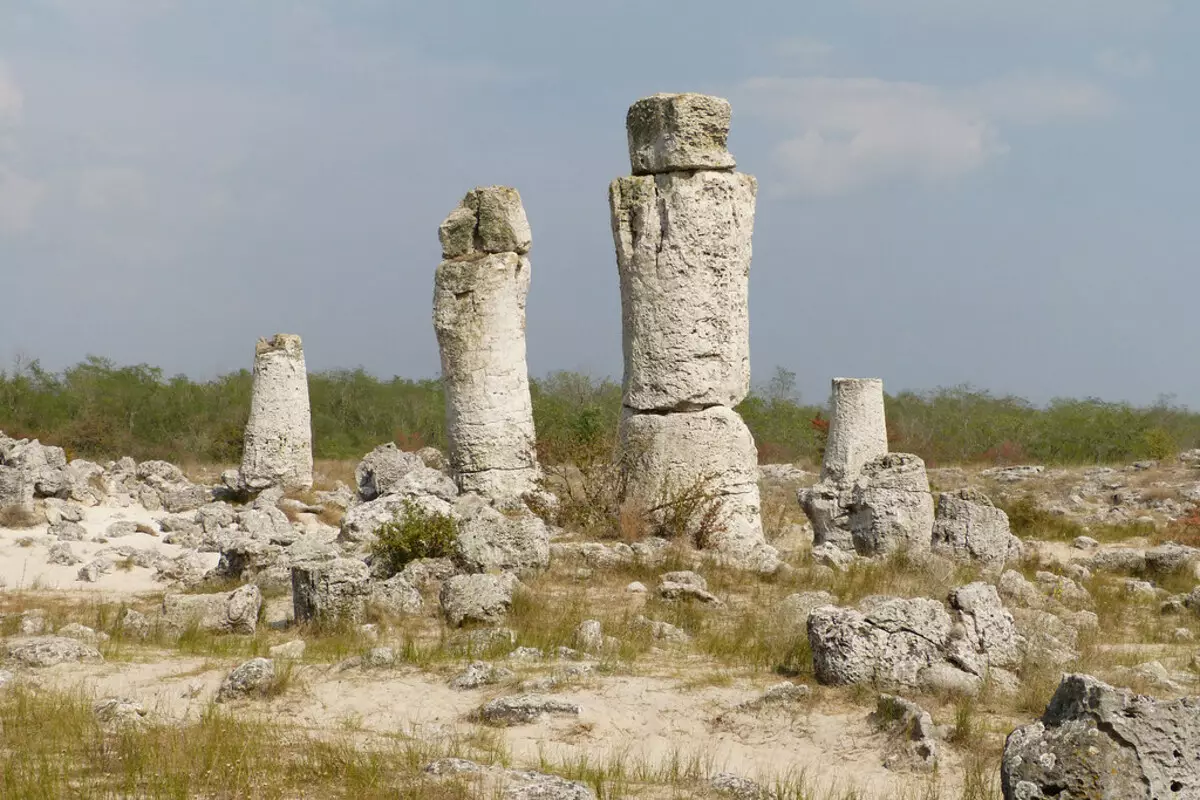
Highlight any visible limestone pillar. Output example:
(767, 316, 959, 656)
(610, 93, 777, 572)
(821, 378, 888, 482)
(240, 334, 313, 492)
(434, 186, 540, 501)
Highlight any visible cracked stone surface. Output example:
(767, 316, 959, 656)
(435, 187, 540, 502)
(1001, 673, 1200, 799)
(240, 334, 313, 492)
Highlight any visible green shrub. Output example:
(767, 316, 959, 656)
(370, 500, 459, 574)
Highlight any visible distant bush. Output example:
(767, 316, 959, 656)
(3, 355, 1200, 468)
(370, 499, 459, 574)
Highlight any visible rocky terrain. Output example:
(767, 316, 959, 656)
(5, 93, 1199, 799)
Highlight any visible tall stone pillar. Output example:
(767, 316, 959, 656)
(434, 186, 540, 501)
(240, 334, 313, 492)
(821, 378, 888, 482)
(610, 93, 777, 572)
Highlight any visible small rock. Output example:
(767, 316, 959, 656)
(1073, 536, 1100, 550)
(709, 772, 768, 800)
(77, 557, 114, 583)
(47, 542, 82, 566)
(439, 573, 519, 627)
(269, 640, 306, 660)
(574, 620, 603, 653)
(363, 646, 396, 668)
(626, 581, 647, 594)
(1124, 578, 1159, 601)
(475, 694, 581, 726)
(93, 697, 148, 729)
(502, 769, 597, 800)
(56, 622, 108, 644)
(738, 681, 811, 710)
(4, 636, 104, 667)
(450, 660, 514, 690)
(216, 658, 275, 702)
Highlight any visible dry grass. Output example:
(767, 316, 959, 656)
(0, 504, 41, 529)
(0, 684, 496, 799)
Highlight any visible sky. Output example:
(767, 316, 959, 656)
(0, 0, 1197, 407)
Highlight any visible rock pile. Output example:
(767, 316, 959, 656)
(235, 334, 314, 493)
(609, 93, 776, 572)
(434, 187, 541, 503)
(0, 433, 217, 515)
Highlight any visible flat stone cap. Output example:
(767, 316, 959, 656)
(439, 186, 532, 259)
(255, 334, 303, 356)
(626, 93, 736, 175)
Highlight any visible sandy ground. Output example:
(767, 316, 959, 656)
(34, 655, 954, 798)
(0, 504, 219, 594)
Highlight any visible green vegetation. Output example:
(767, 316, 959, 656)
(2, 356, 1198, 467)
(370, 499, 460, 574)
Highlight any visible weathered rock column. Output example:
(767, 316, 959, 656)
(610, 93, 777, 572)
(822, 378, 888, 482)
(434, 186, 540, 501)
(239, 334, 313, 492)
(799, 377, 934, 556)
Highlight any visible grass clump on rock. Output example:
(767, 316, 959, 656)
(370, 499, 459, 574)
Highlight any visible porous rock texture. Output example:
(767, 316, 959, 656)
(610, 170, 755, 411)
(439, 572, 519, 627)
(1001, 673, 1200, 799)
(808, 584, 1021, 693)
(626, 93, 736, 176)
(821, 378, 889, 483)
(291, 558, 371, 625)
(848, 454, 935, 557)
(434, 187, 540, 502)
(239, 334, 313, 492)
(610, 93, 775, 572)
(932, 487, 1023, 570)
(162, 584, 262, 635)
(618, 407, 776, 571)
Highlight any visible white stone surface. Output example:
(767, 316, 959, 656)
(240, 334, 313, 492)
(821, 378, 888, 483)
(610, 170, 756, 411)
(435, 188, 540, 501)
(619, 407, 777, 571)
(626, 93, 736, 175)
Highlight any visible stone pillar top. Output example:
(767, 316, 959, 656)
(438, 186, 532, 259)
(626, 93, 736, 175)
(255, 333, 303, 356)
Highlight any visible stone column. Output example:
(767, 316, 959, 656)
(610, 93, 777, 572)
(799, 377, 934, 556)
(239, 334, 313, 492)
(434, 186, 540, 501)
(821, 378, 888, 482)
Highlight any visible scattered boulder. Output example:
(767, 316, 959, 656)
(291, 558, 371, 625)
(709, 772, 769, 800)
(77, 557, 114, 583)
(502, 770, 596, 800)
(807, 597, 951, 690)
(450, 661, 515, 690)
(931, 488, 1022, 570)
(51, 521, 87, 542)
(658, 571, 721, 604)
(440, 573, 519, 627)
(47, 541, 81, 566)
(872, 694, 939, 771)
(474, 694, 581, 726)
(1001, 673, 1200, 799)
(369, 573, 423, 616)
(4, 636, 103, 667)
(216, 657, 276, 702)
(848, 454, 935, 557)
(453, 495, 550, 577)
(93, 697, 148, 730)
(162, 584, 262, 635)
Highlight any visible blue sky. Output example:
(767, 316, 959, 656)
(0, 0, 1196, 406)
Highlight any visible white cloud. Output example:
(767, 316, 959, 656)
(737, 73, 1113, 196)
(771, 37, 834, 62)
(1095, 48, 1155, 78)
